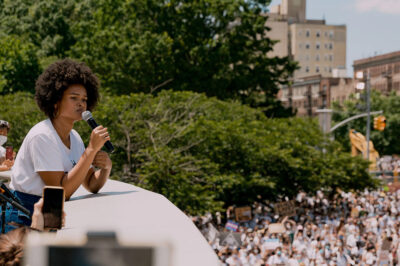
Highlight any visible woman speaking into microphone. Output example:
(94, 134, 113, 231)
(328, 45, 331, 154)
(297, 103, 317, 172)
(4, 59, 112, 232)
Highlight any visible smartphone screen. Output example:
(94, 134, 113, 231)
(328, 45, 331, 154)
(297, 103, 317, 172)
(6, 146, 13, 160)
(42, 186, 64, 229)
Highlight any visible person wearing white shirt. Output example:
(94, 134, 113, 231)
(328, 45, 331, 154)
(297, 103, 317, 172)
(2, 59, 112, 233)
(0, 120, 14, 171)
(266, 248, 287, 265)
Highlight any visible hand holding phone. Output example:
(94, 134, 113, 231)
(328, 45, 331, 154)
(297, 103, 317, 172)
(42, 186, 65, 230)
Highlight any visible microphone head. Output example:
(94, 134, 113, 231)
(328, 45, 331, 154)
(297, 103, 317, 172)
(82, 111, 93, 121)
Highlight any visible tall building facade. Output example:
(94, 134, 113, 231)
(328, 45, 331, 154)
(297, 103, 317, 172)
(353, 50, 400, 95)
(266, 0, 347, 79)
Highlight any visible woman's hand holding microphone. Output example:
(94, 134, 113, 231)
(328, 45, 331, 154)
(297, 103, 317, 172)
(88, 126, 112, 170)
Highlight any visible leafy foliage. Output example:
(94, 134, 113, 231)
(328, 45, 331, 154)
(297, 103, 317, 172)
(0, 35, 42, 94)
(0, 92, 45, 146)
(0, 0, 296, 116)
(72, 91, 378, 212)
(70, 0, 297, 115)
(0, 0, 76, 57)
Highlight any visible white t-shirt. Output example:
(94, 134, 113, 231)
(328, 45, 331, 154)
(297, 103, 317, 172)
(10, 119, 85, 196)
(0, 145, 5, 158)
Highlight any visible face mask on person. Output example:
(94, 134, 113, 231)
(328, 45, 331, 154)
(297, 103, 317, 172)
(0, 135, 6, 146)
(277, 251, 282, 256)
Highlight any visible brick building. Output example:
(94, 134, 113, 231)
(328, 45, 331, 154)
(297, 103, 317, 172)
(353, 50, 400, 95)
(280, 75, 354, 117)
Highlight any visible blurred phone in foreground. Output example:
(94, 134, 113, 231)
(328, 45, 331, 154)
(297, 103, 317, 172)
(23, 231, 172, 266)
(6, 146, 13, 160)
(42, 186, 64, 230)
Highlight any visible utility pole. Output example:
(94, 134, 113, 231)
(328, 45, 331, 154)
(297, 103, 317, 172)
(366, 71, 371, 161)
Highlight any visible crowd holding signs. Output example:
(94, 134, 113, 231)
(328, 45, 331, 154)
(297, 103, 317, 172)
(192, 189, 400, 265)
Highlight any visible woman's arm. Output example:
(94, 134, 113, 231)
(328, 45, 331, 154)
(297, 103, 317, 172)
(83, 151, 112, 193)
(38, 126, 110, 200)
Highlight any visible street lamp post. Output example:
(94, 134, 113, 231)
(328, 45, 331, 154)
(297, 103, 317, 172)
(365, 72, 371, 161)
(355, 70, 371, 161)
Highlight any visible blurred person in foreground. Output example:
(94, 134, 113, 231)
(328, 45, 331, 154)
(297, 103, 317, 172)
(1, 59, 112, 233)
(0, 198, 65, 265)
(0, 120, 14, 171)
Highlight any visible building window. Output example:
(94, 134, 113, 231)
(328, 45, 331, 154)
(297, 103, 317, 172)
(316, 66, 320, 73)
(316, 42, 320, 50)
(316, 30, 321, 37)
(329, 67, 332, 73)
(316, 54, 320, 61)
(329, 43, 333, 50)
(329, 54, 333, 61)
(306, 29, 310, 37)
(324, 31, 328, 37)
(394, 82, 400, 90)
(394, 63, 400, 73)
(305, 55, 310, 61)
(298, 30, 302, 36)
(306, 66, 309, 73)
(305, 43, 310, 49)
(329, 30, 334, 39)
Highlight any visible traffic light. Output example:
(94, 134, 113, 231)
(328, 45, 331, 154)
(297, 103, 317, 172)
(373, 117, 379, 130)
(374, 115, 386, 131)
(378, 116, 386, 131)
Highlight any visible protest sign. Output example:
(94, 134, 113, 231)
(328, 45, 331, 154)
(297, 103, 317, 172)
(225, 220, 239, 232)
(268, 223, 286, 234)
(263, 238, 281, 250)
(381, 238, 392, 251)
(274, 200, 296, 217)
(235, 206, 252, 222)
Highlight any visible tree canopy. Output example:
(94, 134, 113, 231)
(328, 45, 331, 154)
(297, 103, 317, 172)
(0, 0, 297, 116)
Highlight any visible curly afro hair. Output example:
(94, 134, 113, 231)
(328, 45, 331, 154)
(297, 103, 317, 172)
(35, 58, 100, 119)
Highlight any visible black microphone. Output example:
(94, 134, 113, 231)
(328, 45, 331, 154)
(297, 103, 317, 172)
(82, 111, 115, 153)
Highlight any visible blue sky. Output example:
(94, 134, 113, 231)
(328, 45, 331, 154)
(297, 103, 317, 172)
(268, 0, 400, 76)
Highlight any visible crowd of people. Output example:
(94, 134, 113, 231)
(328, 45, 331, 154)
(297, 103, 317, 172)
(377, 156, 400, 176)
(194, 189, 400, 265)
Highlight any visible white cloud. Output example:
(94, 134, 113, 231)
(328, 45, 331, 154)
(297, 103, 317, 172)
(355, 0, 400, 14)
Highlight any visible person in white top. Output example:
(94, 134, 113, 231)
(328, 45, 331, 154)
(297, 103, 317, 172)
(3, 59, 112, 233)
(266, 247, 287, 265)
(0, 120, 14, 171)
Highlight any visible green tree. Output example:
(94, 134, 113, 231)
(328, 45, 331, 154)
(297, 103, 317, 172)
(0, 35, 42, 94)
(70, 0, 297, 116)
(0, 0, 76, 57)
(86, 91, 376, 212)
(0, 92, 44, 146)
(0, 0, 296, 116)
